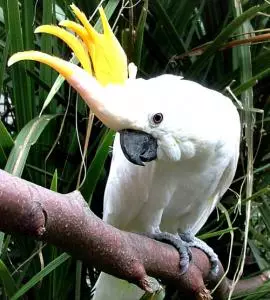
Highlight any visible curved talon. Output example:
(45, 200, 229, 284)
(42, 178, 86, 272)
(146, 231, 219, 277)
(147, 232, 191, 275)
(178, 246, 191, 275)
(180, 232, 219, 277)
(209, 254, 219, 277)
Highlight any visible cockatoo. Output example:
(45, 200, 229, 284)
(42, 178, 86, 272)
(91, 75, 241, 299)
(8, 5, 241, 299)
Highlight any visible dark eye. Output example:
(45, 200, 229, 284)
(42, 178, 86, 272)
(152, 113, 163, 124)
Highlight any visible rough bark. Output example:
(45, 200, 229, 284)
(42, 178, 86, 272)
(0, 169, 268, 299)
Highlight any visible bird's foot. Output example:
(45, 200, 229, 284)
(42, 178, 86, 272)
(179, 232, 219, 277)
(148, 232, 191, 275)
(148, 231, 219, 277)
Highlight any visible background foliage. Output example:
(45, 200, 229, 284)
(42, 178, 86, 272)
(0, 0, 270, 299)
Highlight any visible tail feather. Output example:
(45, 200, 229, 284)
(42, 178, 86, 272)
(92, 272, 144, 300)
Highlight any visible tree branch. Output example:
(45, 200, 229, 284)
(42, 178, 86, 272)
(0, 169, 268, 299)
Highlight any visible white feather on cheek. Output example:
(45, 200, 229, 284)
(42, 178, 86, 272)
(179, 140, 196, 159)
(157, 134, 181, 161)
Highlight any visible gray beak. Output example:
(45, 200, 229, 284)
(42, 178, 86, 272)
(119, 129, 158, 166)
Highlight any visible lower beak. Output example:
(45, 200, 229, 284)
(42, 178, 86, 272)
(119, 129, 157, 166)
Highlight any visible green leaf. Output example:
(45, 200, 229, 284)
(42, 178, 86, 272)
(0, 119, 13, 166)
(80, 130, 114, 205)
(5, 114, 59, 176)
(11, 253, 70, 300)
(0, 30, 10, 95)
(50, 169, 58, 192)
(134, 0, 148, 67)
(198, 227, 237, 240)
(39, 74, 66, 116)
(39, 0, 54, 105)
(0, 259, 17, 298)
(248, 239, 268, 270)
(21, 0, 35, 111)
(233, 68, 270, 96)
(0, 235, 11, 258)
(3, 0, 33, 129)
(0, 234, 3, 256)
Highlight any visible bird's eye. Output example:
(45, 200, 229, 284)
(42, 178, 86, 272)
(152, 113, 163, 125)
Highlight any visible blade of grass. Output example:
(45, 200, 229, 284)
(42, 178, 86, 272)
(248, 239, 269, 271)
(75, 261, 82, 300)
(233, 68, 270, 96)
(198, 227, 237, 240)
(11, 253, 70, 300)
(3, 0, 33, 129)
(0, 235, 11, 260)
(80, 129, 114, 205)
(39, 0, 54, 107)
(134, 0, 148, 67)
(0, 234, 3, 256)
(50, 169, 58, 192)
(0, 30, 9, 95)
(184, 0, 207, 50)
(21, 0, 35, 116)
(46, 170, 58, 299)
(0, 119, 13, 166)
(5, 114, 59, 176)
(0, 259, 17, 298)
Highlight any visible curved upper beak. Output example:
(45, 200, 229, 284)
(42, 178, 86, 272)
(119, 129, 157, 166)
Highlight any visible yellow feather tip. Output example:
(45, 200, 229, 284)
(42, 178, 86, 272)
(8, 51, 74, 78)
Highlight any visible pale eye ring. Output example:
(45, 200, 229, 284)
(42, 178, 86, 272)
(152, 113, 163, 125)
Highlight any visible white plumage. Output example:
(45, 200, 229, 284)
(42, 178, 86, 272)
(93, 75, 240, 300)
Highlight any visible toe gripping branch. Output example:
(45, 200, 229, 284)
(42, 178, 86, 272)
(147, 232, 192, 275)
(179, 232, 219, 277)
(148, 231, 219, 277)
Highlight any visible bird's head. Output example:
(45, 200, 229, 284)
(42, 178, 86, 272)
(48, 70, 235, 166)
(103, 75, 238, 166)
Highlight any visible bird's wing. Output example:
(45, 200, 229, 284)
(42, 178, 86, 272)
(191, 143, 240, 234)
(214, 144, 240, 201)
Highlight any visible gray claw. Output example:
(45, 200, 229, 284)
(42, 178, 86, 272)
(180, 232, 219, 277)
(149, 232, 191, 275)
(147, 231, 219, 277)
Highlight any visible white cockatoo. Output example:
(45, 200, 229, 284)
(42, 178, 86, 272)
(91, 74, 241, 299)
(8, 5, 241, 298)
